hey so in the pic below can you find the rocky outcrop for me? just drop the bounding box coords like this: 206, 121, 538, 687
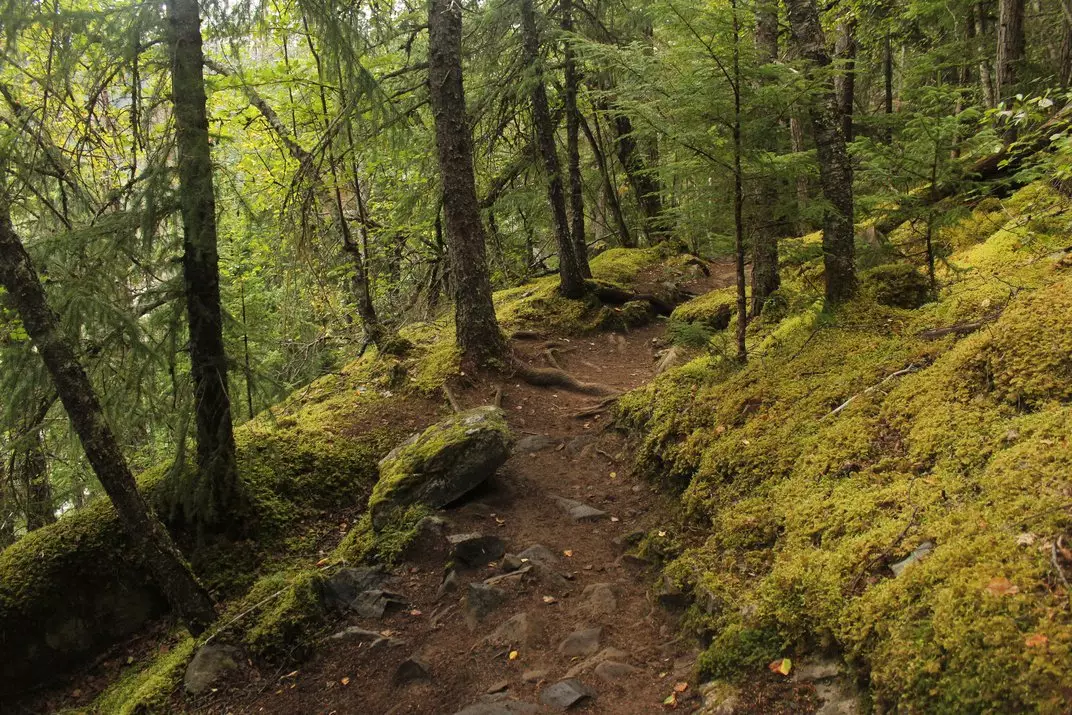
370, 406, 513, 530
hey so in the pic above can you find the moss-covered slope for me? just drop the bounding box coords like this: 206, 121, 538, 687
618, 183, 1072, 712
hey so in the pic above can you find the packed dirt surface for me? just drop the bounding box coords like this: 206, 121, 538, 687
184, 263, 739, 714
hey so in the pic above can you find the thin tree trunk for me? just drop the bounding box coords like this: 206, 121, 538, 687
995, 0, 1025, 99
0, 210, 216, 634
786, 0, 857, 302
562, 0, 591, 278
520, 0, 585, 298
428, 0, 506, 365
789, 113, 809, 234
751, 0, 782, 315
975, 4, 997, 106
0, 461, 14, 548
579, 107, 633, 247
884, 31, 895, 141
166, 0, 242, 529
1059, 0, 1072, 88
732, 0, 748, 362
613, 111, 669, 244
834, 18, 857, 142
19, 424, 53, 531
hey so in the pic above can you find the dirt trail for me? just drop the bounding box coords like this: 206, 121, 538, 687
189, 266, 735, 715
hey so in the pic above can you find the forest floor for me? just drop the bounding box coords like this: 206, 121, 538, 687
176, 259, 813, 714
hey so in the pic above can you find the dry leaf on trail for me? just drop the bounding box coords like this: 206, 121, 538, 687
508, 650, 519, 660
610, 471, 617, 479
673, 682, 689, 693
340, 677, 350, 686
542, 595, 557, 604
663, 692, 678, 708
563, 549, 574, 557
1015, 533, 1036, 546
985, 577, 1019, 596
768, 658, 792, 675
1025, 633, 1049, 648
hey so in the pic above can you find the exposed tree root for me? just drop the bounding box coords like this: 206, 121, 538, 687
573, 396, 619, 418
443, 384, 463, 413
587, 281, 676, 316
918, 309, 1003, 340
510, 329, 544, 341
509, 357, 619, 396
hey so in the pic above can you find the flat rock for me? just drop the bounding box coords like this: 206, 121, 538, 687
539, 678, 595, 710
502, 553, 525, 571
351, 589, 407, 619
484, 565, 532, 589
516, 434, 561, 453
451, 533, 507, 567
486, 612, 540, 647
564, 435, 597, 456
465, 583, 506, 627
325, 626, 383, 644
794, 658, 843, 682
394, 655, 432, 686
486, 680, 510, 694
436, 569, 461, 600
580, 583, 618, 616
593, 661, 639, 681
371, 406, 512, 530
551, 495, 607, 523
402, 515, 452, 560
323, 567, 391, 608
517, 544, 557, 566
565, 647, 630, 678
184, 644, 242, 695
558, 627, 602, 658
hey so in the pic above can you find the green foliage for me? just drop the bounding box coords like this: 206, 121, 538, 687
619, 186, 1072, 710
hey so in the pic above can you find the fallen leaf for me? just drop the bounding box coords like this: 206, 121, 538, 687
610, 516, 620, 523
610, 471, 618, 479
409, 609, 422, 617
316, 557, 330, 568
985, 577, 1019, 596
673, 681, 689, 693
1025, 633, 1049, 648
715, 425, 726, 435
280, 670, 299, 680
509, 650, 519, 660
340, 677, 350, 686
658, 530, 667, 537
663, 692, 678, 708
1015, 533, 1036, 546
542, 595, 558, 604
768, 658, 792, 675
563, 549, 574, 557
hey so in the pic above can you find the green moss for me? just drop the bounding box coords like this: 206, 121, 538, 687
240, 569, 326, 662
333, 504, 432, 565
671, 287, 736, 329
92, 635, 196, 715
861, 263, 933, 309
620, 182, 1072, 711
588, 247, 662, 283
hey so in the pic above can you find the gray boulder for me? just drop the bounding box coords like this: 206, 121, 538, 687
184, 644, 242, 695
370, 406, 513, 529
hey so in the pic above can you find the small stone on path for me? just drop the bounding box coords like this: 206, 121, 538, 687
393, 655, 432, 686
451, 533, 507, 567
184, 644, 242, 695
515, 434, 560, 453
551, 495, 607, 523
580, 583, 618, 616
539, 678, 596, 710
465, 583, 506, 627
593, 661, 638, 681
558, 627, 602, 658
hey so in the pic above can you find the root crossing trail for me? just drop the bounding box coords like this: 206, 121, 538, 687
198, 266, 735, 714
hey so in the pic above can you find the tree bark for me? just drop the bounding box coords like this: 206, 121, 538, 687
562, 0, 591, 278
0, 210, 216, 634
834, 18, 857, 142
786, 0, 857, 302
975, 4, 997, 106
520, 0, 585, 298
884, 31, 895, 141
166, 0, 242, 529
732, 0, 748, 362
579, 106, 633, 247
995, 0, 1025, 99
751, 0, 782, 315
19, 424, 54, 531
428, 0, 507, 365
613, 111, 670, 244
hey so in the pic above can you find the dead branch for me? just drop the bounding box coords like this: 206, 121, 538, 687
443, 384, 463, 413
572, 396, 619, 418
1053, 536, 1071, 591
822, 365, 920, 420
918, 309, 1003, 341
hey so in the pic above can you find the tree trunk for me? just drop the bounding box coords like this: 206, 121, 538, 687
786, 0, 857, 302
19, 424, 54, 531
834, 18, 857, 142
975, 4, 997, 106
613, 111, 669, 244
884, 31, 895, 141
562, 0, 591, 278
520, 0, 585, 298
0, 462, 14, 548
0, 210, 216, 634
166, 0, 242, 529
579, 106, 633, 247
751, 0, 782, 315
428, 0, 506, 365
732, 0, 748, 362
995, 0, 1025, 99
789, 113, 809, 234
1060, 0, 1072, 88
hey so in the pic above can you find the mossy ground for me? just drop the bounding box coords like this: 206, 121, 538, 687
619, 182, 1072, 712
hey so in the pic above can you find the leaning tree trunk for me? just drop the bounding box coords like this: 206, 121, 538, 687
786, 0, 857, 302
613, 111, 669, 244
166, 0, 242, 529
751, 0, 782, 315
520, 0, 585, 298
579, 106, 633, 247
428, 0, 507, 365
0, 210, 217, 634
562, 0, 591, 278
995, 0, 1025, 100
